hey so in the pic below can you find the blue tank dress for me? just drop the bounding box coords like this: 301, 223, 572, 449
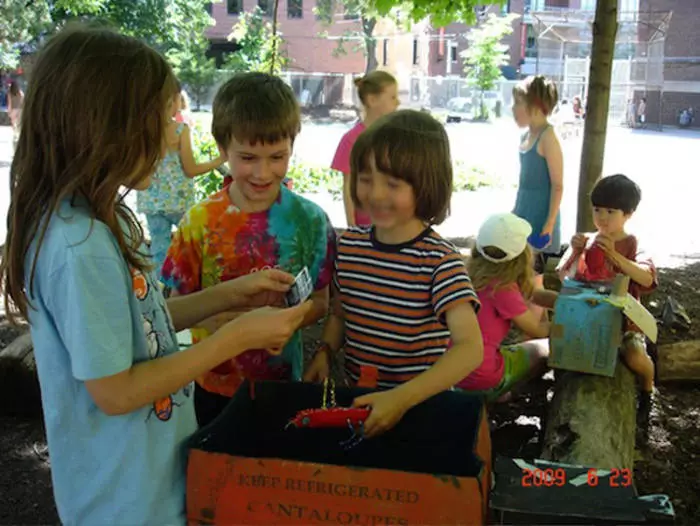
513, 126, 561, 255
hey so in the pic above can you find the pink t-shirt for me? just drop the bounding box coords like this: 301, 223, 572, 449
331, 121, 371, 226
457, 283, 529, 390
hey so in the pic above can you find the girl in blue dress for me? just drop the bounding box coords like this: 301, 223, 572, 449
512, 75, 564, 277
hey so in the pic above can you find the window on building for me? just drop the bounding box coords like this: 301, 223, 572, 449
412, 38, 419, 66
449, 41, 458, 63
288, 0, 302, 18
383, 39, 388, 66
545, 0, 569, 7
257, 0, 271, 16
619, 0, 638, 20
581, 0, 596, 10
227, 0, 241, 14
501, 1, 510, 15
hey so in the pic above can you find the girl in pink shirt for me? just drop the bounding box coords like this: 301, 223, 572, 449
331, 71, 399, 227
458, 213, 557, 400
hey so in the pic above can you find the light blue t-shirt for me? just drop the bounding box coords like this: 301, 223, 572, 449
26, 198, 197, 525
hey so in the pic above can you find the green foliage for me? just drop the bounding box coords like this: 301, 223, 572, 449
190, 121, 224, 201
314, 0, 384, 73
224, 7, 288, 74
461, 13, 516, 120
368, 0, 505, 26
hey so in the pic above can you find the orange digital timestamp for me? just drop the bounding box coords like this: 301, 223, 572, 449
521, 468, 633, 488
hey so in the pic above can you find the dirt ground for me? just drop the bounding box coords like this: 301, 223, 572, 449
1, 258, 699, 525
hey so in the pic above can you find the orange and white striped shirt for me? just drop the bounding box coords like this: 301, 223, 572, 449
335, 227, 480, 388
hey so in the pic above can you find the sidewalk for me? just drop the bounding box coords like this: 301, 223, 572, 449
1, 124, 698, 269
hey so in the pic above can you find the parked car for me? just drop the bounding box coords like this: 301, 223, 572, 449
445, 97, 474, 123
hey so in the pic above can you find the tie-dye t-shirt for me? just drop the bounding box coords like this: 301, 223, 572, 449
162, 185, 336, 397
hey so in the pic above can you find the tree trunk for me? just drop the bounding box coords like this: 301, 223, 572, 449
657, 340, 700, 382
269, 0, 280, 74
542, 363, 636, 470
362, 17, 378, 74
577, 0, 618, 232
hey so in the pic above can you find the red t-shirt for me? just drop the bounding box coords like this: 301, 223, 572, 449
331, 122, 371, 227
457, 282, 529, 391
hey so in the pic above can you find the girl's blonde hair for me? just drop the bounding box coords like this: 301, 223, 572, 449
354, 70, 397, 107
468, 245, 534, 298
512, 75, 558, 116
1, 25, 178, 323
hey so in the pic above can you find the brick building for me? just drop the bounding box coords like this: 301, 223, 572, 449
639, 0, 700, 126
206, 0, 365, 74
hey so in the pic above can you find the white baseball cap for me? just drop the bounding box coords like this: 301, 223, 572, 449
476, 213, 532, 263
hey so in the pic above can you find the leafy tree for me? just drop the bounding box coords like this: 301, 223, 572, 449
314, 0, 385, 74
460, 12, 516, 120
0, 0, 103, 68
165, 0, 218, 110
224, 6, 288, 74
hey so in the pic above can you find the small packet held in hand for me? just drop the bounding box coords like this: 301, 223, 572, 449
285, 267, 313, 307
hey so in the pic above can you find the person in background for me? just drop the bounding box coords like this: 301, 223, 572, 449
511, 75, 564, 319
557, 174, 656, 428
175, 89, 193, 127
331, 71, 399, 228
8, 80, 24, 148
136, 82, 226, 277
458, 213, 557, 401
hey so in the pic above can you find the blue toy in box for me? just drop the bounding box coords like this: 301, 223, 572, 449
549, 276, 658, 377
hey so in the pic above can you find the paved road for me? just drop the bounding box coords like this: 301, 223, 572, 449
1, 122, 698, 267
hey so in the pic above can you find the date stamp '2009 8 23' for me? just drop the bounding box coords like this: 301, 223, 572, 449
521, 468, 633, 488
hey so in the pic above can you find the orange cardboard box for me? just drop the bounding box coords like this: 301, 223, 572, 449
187, 381, 491, 525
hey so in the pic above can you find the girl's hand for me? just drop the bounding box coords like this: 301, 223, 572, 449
540, 222, 555, 246
352, 388, 412, 438
303, 349, 330, 383
218, 302, 312, 357
218, 269, 294, 309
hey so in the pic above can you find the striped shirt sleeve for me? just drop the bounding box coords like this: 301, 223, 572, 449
431, 252, 480, 321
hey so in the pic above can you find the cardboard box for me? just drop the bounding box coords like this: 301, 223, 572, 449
490, 456, 675, 524
186, 381, 491, 525
549, 281, 625, 377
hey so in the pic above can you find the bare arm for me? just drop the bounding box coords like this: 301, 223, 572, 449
302, 287, 329, 327
609, 253, 655, 289
542, 128, 564, 233
179, 125, 224, 178
512, 309, 550, 339
342, 172, 356, 226
86, 302, 312, 416
393, 303, 483, 408
86, 327, 240, 415
532, 289, 558, 310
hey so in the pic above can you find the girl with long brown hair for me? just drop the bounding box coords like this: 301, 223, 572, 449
457, 213, 557, 401
1, 25, 311, 524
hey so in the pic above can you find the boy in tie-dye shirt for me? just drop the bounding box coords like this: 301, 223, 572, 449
162, 73, 336, 427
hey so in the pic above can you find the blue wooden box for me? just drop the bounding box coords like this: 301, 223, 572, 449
548, 280, 624, 377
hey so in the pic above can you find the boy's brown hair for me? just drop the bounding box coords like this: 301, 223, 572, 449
212, 72, 301, 148
2, 25, 177, 323
513, 75, 558, 116
350, 109, 452, 225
